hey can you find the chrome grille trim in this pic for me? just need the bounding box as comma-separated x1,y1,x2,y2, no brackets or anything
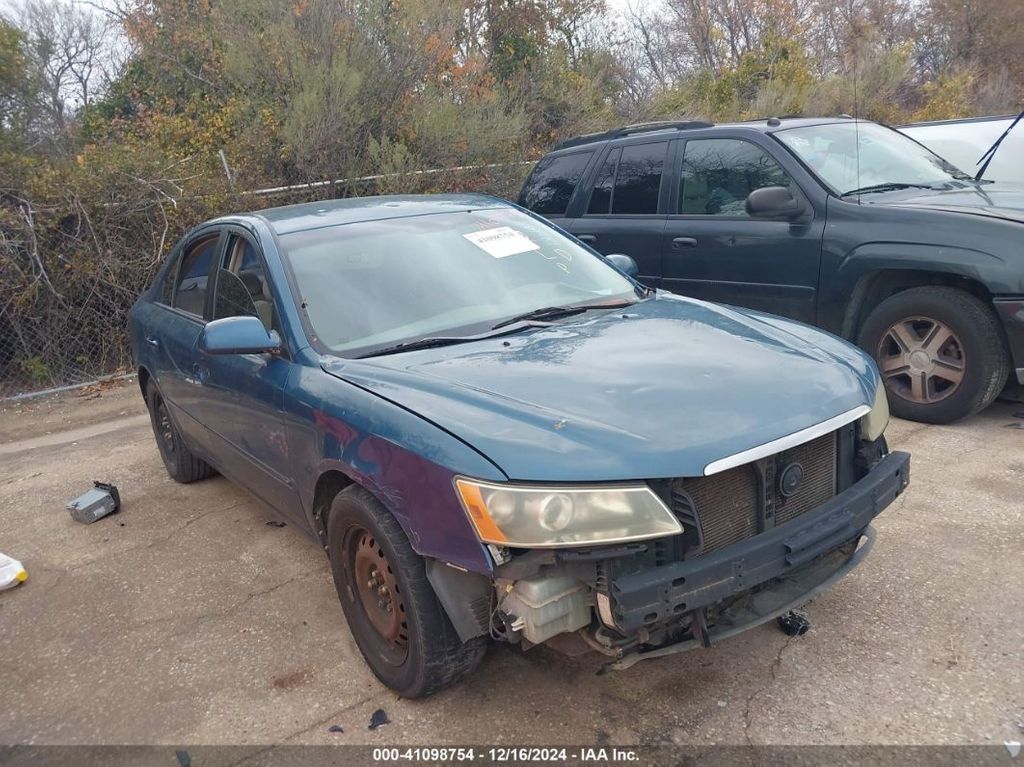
702,404,869,476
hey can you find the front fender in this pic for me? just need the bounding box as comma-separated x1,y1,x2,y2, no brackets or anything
286,362,506,574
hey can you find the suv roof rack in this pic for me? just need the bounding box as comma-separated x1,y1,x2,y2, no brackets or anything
555,120,714,150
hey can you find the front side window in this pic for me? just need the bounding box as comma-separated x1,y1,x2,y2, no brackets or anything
679,139,791,216
775,121,971,194
172,235,218,317
281,207,637,356
518,151,593,215
213,235,276,332
611,142,667,214
158,252,180,305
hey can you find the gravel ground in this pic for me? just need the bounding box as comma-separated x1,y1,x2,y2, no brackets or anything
0,380,1021,747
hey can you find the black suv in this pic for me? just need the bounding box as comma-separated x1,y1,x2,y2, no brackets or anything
518,117,1024,424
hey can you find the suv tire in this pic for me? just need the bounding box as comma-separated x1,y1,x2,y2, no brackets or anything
326,485,487,697
857,287,1009,423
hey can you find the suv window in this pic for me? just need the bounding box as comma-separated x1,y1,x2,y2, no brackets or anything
587,148,620,214
679,139,790,216
610,142,667,215
519,151,592,215
172,235,218,317
585,142,668,216
214,235,276,332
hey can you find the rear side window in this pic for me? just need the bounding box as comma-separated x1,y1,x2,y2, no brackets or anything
586,141,667,215
158,252,180,305
172,235,218,317
587,148,620,214
518,151,592,215
679,139,790,216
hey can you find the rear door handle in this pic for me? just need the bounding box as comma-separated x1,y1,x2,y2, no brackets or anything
145,336,159,347
576,234,597,244
672,237,698,249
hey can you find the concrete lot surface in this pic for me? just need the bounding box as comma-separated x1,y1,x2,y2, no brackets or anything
0,381,1021,746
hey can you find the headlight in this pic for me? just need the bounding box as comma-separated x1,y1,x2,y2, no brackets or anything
860,381,890,441
455,478,683,548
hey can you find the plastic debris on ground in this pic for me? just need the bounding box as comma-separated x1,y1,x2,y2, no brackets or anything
265,520,286,528
67,481,121,524
328,725,344,733
0,554,27,591
368,709,390,730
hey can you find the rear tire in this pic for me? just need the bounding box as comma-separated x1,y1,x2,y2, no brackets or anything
145,381,216,483
856,287,1010,423
326,485,487,698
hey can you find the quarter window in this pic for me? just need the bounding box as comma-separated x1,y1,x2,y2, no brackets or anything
172,235,218,317
518,151,593,215
679,139,791,216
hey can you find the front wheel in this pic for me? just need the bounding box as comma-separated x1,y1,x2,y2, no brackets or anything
857,287,1010,423
326,486,487,698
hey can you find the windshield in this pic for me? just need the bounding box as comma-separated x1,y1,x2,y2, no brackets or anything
900,119,1024,184
280,207,637,356
775,121,972,194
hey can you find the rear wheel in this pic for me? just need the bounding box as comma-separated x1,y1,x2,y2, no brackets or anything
857,287,1010,423
326,485,487,698
145,381,215,483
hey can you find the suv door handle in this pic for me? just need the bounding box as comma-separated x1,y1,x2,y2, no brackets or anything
576,234,597,244
145,336,159,347
672,237,698,249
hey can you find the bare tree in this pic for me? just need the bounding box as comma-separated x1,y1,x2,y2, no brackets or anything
12,0,123,150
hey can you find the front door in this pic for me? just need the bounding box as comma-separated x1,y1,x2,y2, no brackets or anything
195,231,301,522
660,137,825,324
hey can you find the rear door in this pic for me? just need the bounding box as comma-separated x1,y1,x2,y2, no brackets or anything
660,136,825,323
150,229,222,452
559,138,671,286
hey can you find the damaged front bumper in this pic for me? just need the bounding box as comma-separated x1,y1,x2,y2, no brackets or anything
601,450,910,665
482,449,910,666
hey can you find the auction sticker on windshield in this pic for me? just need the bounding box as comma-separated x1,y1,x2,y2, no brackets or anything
463,226,540,258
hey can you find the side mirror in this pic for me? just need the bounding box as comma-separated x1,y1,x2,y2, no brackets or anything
200,316,281,355
605,253,639,278
745,186,805,219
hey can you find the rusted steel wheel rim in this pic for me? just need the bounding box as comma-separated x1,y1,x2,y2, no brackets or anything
877,316,965,404
155,397,176,457
351,528,409,662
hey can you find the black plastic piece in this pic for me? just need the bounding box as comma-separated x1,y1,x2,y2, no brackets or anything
777,610,811,636
94,480,121,512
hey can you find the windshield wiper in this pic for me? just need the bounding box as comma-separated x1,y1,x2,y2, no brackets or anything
976,108,1024,181
358,336,474,358
491,300,634,331
841,182,936,197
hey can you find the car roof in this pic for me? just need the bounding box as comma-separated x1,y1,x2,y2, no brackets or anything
550,116,857,153
220,193,510,235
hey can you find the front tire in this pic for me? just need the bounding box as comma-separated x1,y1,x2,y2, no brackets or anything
326,486,487,698
857,287,1010,423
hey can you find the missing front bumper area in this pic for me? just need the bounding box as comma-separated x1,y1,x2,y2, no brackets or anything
606,527,874,670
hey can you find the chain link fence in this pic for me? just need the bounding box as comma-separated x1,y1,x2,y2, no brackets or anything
0,162,531,399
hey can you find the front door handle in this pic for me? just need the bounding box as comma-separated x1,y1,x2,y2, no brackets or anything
672,237,698,249
576,234,597,244
145,336,159,347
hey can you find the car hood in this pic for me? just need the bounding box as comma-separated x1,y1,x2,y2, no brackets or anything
321,294,880,482
879,183,1024,223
